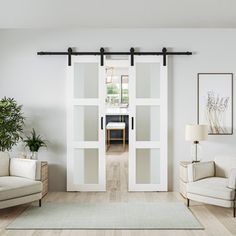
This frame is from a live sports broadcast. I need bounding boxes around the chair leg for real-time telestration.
[39,199,42,207]
[234,206,235,218]
[187,198,190,207]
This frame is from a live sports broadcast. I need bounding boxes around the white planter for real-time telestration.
[30,151,38,160]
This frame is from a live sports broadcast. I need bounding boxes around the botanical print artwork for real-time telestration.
[198,73,233,135]
[205,91,230,134]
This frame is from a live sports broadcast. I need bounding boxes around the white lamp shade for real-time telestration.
[185,124,208,141]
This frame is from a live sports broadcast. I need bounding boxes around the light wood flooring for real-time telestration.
[0,144,236,236]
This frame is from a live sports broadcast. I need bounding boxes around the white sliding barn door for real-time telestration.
[67,56,106,191]
[129,56,168,191]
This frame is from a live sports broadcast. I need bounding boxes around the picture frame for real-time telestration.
[197,73,233,135]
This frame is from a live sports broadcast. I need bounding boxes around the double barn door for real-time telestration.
[67,56,167,192]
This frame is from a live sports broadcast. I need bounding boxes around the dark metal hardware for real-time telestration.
[131,117,134,130]
[162,47,167,66]
[67,47,73,66]
[37,47,192,66]
[100,47,104,66]
[130,47,135,66]
[101,117,103,130]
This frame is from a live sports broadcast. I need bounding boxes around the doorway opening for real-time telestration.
[105,59,129,190]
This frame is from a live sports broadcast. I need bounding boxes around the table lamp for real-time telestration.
[185,124,208,162]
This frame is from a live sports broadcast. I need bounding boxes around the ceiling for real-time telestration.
[0,0,236,28]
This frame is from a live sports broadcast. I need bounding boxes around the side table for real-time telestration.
[41,161,48,198]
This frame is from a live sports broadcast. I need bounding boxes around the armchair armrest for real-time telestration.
[10,158,42,180]
[187,161,215,182]
[228,168,236,189]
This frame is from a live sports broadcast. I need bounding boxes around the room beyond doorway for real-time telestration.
[105,59,129,190]
[106,144,128,192]
[105,59,129,153]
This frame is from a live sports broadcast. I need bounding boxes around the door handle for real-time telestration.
[101,117,103,130]
[131,117,134,130]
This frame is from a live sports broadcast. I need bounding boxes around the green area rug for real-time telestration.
[7,202,203,230]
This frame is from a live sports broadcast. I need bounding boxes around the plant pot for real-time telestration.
[30,151,38,160]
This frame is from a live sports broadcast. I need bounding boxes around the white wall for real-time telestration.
[1,29,236,191]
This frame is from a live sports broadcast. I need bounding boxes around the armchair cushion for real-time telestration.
[228,168,236,189]
[0,152,10,176]
[0,176,42,201]
[10,159,41,180]
[187,161,215,182]
[187,177,235,201]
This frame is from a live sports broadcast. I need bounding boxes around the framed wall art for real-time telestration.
[197,73,233,135]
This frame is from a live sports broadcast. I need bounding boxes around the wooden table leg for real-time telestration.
[108,129,110,150]
[106,129,108,151]
[123,128,125,150]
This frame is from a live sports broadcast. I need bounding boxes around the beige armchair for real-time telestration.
[186,156,236,217]
[0,152,43,209]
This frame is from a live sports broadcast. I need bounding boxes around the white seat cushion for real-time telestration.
[0,176,42,201]
[10,158,37,180]
[106,122,125,129]
[187,177,235,201]
[0,152,10,176]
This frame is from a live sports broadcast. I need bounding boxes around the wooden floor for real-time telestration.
[0,144,236,236]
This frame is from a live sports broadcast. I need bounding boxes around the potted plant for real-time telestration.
[0,97,24,156]
[24,129,47,159]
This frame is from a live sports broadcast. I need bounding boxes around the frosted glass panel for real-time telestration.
[136,106,160,141]
[74,106,98,141]
[136,63,160,98]
[136,149,160,184]
[74,63,99,98]
[73,149,99,184]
